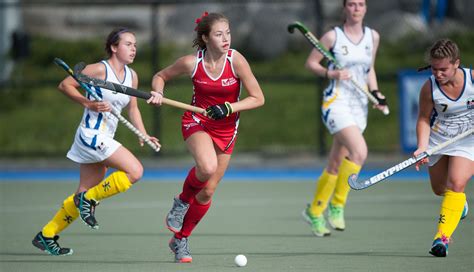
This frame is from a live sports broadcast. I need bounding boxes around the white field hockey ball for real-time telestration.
[234,254,247,267]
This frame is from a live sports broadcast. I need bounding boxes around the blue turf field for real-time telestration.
[0,166,428,182]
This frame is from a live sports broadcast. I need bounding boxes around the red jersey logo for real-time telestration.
[221,78,237,87]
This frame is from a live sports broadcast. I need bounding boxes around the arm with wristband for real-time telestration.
[370,90,387,106]
[367,30,389,112]
[289,21,389,115]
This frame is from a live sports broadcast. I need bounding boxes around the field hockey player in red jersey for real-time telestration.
[147,12,265,263]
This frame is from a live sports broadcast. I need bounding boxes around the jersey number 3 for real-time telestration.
[341,46,348,55]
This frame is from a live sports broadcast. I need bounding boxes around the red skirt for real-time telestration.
[181,112,238,154]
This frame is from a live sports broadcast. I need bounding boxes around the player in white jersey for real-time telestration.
[414,39,473,257]
[426,67,474,166]
[322,25,374,134]
[32,28,160,256]
[66,60,135,163]
[302,0,389,237]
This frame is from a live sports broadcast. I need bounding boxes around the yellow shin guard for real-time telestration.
[309,170,338,217]
[434,190,466,240]
[42,194,79,238]
[85,171,133,201]
[331,158,361,207]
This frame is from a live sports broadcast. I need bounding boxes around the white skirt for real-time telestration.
[321,98,368,135]
[428,133,474,166]
[66,127,121,164]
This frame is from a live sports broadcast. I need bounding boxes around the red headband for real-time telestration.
[194,11,209,31]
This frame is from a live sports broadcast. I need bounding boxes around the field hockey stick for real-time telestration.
[73,63,207,116]
[349,127,474,190]
[53,58,161,152]
[288,21,389,115]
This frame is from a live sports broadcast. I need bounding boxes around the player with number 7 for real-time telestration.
[414,39,473,257]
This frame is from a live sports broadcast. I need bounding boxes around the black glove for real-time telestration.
[371,90,387,106]
[206,102,233,120]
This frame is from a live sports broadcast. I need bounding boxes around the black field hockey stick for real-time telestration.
[54,58,161,152]
[288,21,389,115]
[73,63,207,116]
[349,127,474,190]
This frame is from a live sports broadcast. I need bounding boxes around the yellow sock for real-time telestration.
[330,158,361,207]
[309,170,338,217]
[42,194,79,238]
[434,190,466,240]
[85,171,132,201]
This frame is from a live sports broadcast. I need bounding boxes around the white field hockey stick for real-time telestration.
[73,63,207,116]
[288,21,389,115]
[349,127,474,190]
[54,58,161,152]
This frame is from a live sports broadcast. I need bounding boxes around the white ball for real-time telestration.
[234,254,247,267]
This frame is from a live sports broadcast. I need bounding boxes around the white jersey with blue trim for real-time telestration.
[79,60,132,137]
[66,61,133,163]
[428,67,474,162]
[325,26,373,106]
[320,26,374,135]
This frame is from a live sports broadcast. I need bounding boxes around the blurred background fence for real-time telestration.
[1,0,473,159]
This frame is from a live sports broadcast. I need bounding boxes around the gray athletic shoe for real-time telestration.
[166,196,190,233]
[169,236,192,263]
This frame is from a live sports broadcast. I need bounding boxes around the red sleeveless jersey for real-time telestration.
[181,49,241,153]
